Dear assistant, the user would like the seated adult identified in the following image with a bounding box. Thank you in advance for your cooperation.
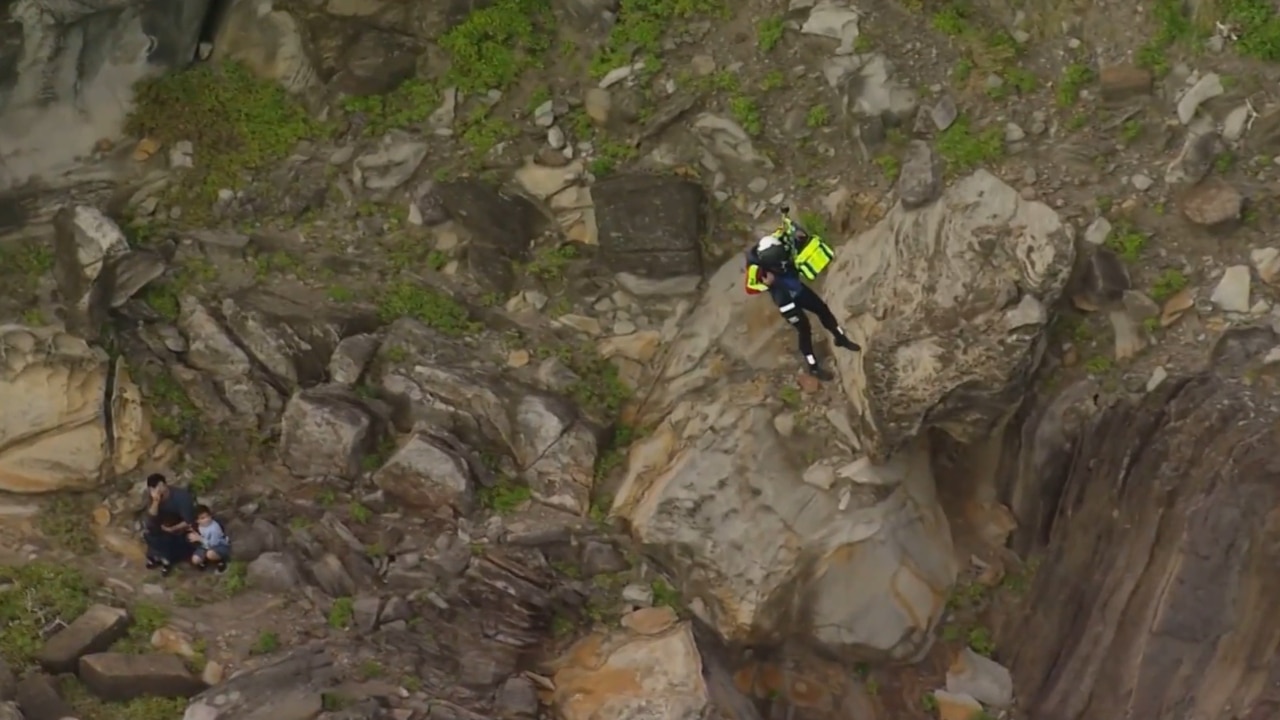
[143,473,197,576]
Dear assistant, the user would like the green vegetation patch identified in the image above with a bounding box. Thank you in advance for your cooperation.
[60,678,188,720]
[377,281,482,337]
[0,563,94,668]
[127,62,325,202]
[1224,0,1280,60]
[440,0,555,92]
[936,116,1004,172]
[591,0,728,77]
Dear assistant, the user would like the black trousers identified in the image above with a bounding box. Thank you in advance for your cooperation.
[779,286,842,364]
[145,525,195,564]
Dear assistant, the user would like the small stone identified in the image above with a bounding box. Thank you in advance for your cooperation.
[1166,131,1222,187]
[598,65,634,89]
[1211,265,1251,313]
[1146,366,1168,392]
[621,583,654,606]
[507,349,531,368]
[931,95,958,131]
[1251,247,1280,284]
[1004,123,1025,142]
[1099,64,1153,101]
[1181,178,1242,226]
[945,647,1013,708]
[1084,216,1112,245]
[747,177,768,193]
[584,88,612,124]
[1178,73,1224,124]
[132,137,160,162]
[933,690,983,720]
[897,140,942,209]
[1131,174,1154,191]
[1223,105,1251,143]
[547,125,566,149]
[690,54,717,76]
[533,99,556,128]
[168,140,194,169]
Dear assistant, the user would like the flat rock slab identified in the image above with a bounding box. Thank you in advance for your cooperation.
[36,603,129,674]
[79,652,204,702]
[14,674,75,720]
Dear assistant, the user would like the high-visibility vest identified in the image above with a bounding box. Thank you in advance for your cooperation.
[744,264,768,294]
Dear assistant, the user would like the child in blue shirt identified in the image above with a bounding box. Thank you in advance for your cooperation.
[187,505,231,573]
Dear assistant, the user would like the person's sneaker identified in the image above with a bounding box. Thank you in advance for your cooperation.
[806,364,833,381]
[145,556,161,570]
[215,562,228,574]
[160,562,175,577]
[835,333,861,351]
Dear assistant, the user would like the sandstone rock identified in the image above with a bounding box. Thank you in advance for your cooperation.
[14,674,74,720]
[372,318,599,513]
[373,429,475,514]
[51,206,132,335]
[0,701,19,720]
[613,400,956,661]
[212,0,317,93]
[1210,265,1251,313]
[328,333,379,385]
[553,613,710,720]
[79,652,204,701]
[946,647,1013,708]
[247,552,305,593]
[593,174,707,278]
[0,327,150,492]
[933,690,983,720]
[278,386,374,479]
[37,604,130,674]
[512,395,597,514]
[183,646,337,720]
[1181,177,1243,226]
[999,373,1280,719]
[218,291,352,388]
[896,140,942,208]
[1251,247,1280,285]
[1177,72,1224,124]
[824,169,1075,459]
[1099,64,1153,101]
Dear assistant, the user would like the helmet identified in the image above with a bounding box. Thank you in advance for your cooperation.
[755,235,789,271]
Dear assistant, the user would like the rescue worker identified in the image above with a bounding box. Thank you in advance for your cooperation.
[745,207,859,380]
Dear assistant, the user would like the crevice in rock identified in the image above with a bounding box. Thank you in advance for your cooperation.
[102,351,118,460]
[197,0,234,55]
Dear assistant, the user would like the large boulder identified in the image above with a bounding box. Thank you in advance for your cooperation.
[552,607,711,720]
[52,206,164,337]
[426,181,546,294]
[592,174,707,280]
[0,325,152,492]
[372,318,598,514]
[0,0,213,191]
[825,169,1075,461]
[997,371,1280,720]
[612,384,956,662]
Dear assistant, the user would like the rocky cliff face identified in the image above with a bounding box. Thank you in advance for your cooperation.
[0,0,212,193]
[996,366,1280,720]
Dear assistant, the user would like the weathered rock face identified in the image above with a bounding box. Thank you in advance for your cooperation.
[0,325,151,492]
[824,169,1075,461]
[0,0,213,191]
[997,372,1280,720]
[553,607,711,720]
[371,318,599,515]
[616,255,957,662]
